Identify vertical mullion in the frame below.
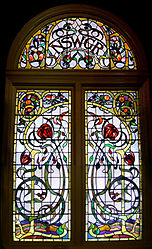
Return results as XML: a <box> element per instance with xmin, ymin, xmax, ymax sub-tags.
<box><xmin>72</xmin><ymin>82</ymin><xmax>84</xmax><ymax>245</ymax></box>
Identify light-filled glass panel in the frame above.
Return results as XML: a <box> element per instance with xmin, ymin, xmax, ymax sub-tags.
<box><xmin>18</xmin><ymin>18</ymin><xmax>136</xmax><ymax>70</ymax></box>
<box><xmin>13</xmin><ymin>90</ymin><xmax>71</xmax><ymax>241</ymax></box>
<box><xmin>85</xmin><ymin>90</ymin><xmax>142</xmax><ymax>241</ymax></box>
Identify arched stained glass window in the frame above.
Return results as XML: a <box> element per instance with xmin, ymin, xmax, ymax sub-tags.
<box><xmin>3</xmin><ymin>4</ymin><xmax>151</xmax><ymax>249</ymax></box>
<box><xmin>18</xmin><ymin>18</ymin><xmax>136</xmax><ymax>70</ymax></box>
<box><xmin>14</xmin><ymin>14</ymin><xmax>140</xmax><ymax>244</ymax></box>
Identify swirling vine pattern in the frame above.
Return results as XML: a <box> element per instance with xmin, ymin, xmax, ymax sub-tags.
<box><xmin>13</xmin><ymin>90</ymin><xmax>71</xmax><ymax>241</ymax></box>
<box><xmin>18</xmin><ymin>18</ymin><xmax>136</xmax><ymax>70</ymax></box>
<box><xmin>85</xmin><ymin>91</ymin><xmax>142</xmax><ymax>240</ymax></box>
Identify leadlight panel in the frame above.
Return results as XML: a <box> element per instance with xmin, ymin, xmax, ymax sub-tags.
<box><xmin>13</xmin><ymin>90</ymin><xmax>71</xmax><ymax>241</ymax></box>
<box><xmin>18</xmin><ymin>18</ymin><xmax>136</xmax><ymax>70</ymax></box>
<box><xmin>85</xmin><ymin>90</ymin><xmax>142</xmax><ymax>241</ymax></box>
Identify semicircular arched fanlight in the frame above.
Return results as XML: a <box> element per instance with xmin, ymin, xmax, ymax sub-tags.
<box><xmin>18</xmin><ymin>18</ymin><xmax>136</xmax><ymax>70</ymax></box>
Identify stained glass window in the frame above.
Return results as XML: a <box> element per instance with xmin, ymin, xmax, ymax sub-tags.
<box><xmin>13</xmin><ymin>90</ymin><xmax>71</xmax><ymax>241</ymax></box>
<box><xmin>18</xmin><ymin>18</ymin><xmax>136</xmax><ymax>70</ymax></box>
<box><xmin>85</xmin><ymin>90</ymin><xmax>142</xmax><ymax>241</ymax></box>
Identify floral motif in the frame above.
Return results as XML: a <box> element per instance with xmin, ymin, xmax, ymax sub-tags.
<box><xmin>20</xmin><ymin>93</ymin><xmax>40</xmax><ymax>120</ymax></box>
<box><xmin>124</xmin><ymin>151</ymin><xmax>135</xmax><ymax>165</ymax></box>
<box><xmin>28</xmin><ymin>34</ymin><xmax>46</xmax><ymax>67</ymax></box>
<box><xmin>104</xmin><ymin>124</ymin><xmax>119</xmax><ymax>140</ymax></box>
<box><xmin>19</xmin><ymin>18</ymin><xmax>136</xmax><ymax>70</ymax></box>
<box><xmin>37</xmin><ymin>124</ymin><xmax>53</xmax><ymax>140</ymax></box>
<box><xmin>20</xmin><ymin>151</ymin><xmax>32</xmax><ymax>165</ymax></box>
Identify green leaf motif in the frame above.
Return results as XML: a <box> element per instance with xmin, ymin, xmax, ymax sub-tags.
<box><xmin>89</xmin><ymin>223</ymin><xmax>95</xmax><ymax>230</ymax></box>
<box><xmin>56</xmin><ymin>224</ymin><xmax>66</xmax><ymax>235</ymax></box>
<box><xmin>34</xmin><ymin>198</ymin><xmax>41</xmax><ymax>203</ymax></box>
<box><xmin>89</xmin><ymin>141</ymin><xmax>94</xmax><ymax>148</ymax></box>
<box><xmin>29</xmin><ymin>216</ymin><xmax>37</xmax><ymax>222</ymax></box>
<box><xmin>104</xmin><ymin>144</ymin><xmax>115</xmax><ymax>149</ymax></box>
<box><xmin>130</xmin><ymin>122</ymin><xmax>136</xmax><ymax>126</ymax></box>
<box><xmin>95</xmin><ymin>130</ymin><xmax>99</xmax><ymax>138</ymax></box>
<box><xmin>63</xmin><ymin>155</ymin><xmax>67</xmax><ymax>162</ymax></box>
<box><xmin>58</xmin><ymin>130</ymin><xmax>61</xmax><ymax>138</ymax></box>
<box><xmin>62</xmin><ymin>141</ymin><xmax>68</xmax><ymax>148</ymax></box>
<box><xmin>89</xmin><ymin>155</ymin><xmax>93</xmax><ymax>163</ymax></box>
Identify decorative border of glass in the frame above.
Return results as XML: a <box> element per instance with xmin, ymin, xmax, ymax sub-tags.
<box><xmin>13</xmin><ymin>90</ymin><xmax>71</xmax><ymax>241</ymax></box>
<box><xmin>85</xmin><ymin>90</ymin><xmax>142</xmax><ymax>241</ymax></box>
<box><xmin>18</xmin><ymin>18</ymin><xmax>136</xmax><ymax>70</ymax></box>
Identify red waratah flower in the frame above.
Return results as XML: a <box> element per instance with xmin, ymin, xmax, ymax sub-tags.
<box><xmin>20</xmin><ymin>151</ymin><xmax>32</xmax><ymax>165</ymax></box>
<box><xmin>124</xmin><ymin>151</ymin><xmax>135</xmax><ymax>165</ymax></box>
<box><xmin>104</xmin><ymin>124</ymin><xmax>119</xmax><ymax>140</ymax></box>
<box><xmin>37</xmin><ymin>123</ymin><xmax>53</xmax><ymax>140</ymax></box>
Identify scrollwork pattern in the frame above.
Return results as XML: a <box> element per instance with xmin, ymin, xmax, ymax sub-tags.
<box><xmin>85</xmin><ymin>90</ymin><xmax>141</xmax><ymax>240</ymax></box>
<box><xmin>13</xmin><ymin>90</ymin><xmax>71</xmax><ymax>241</ymax></box>
<box><xmin>18</xmin><ymin>18</ymin><xmax>136</xmax><ymax>70</ymax></box>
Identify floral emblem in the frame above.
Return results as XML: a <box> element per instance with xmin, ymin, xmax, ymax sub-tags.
<box><xmin>20</xmin><ymin>151</ymin><xmax>32</xmax><ymax>165</ymax></box>
<box><xmin>37</xmin><ymin>124</ymin><xmax>53</xmax><ymax>140</ymax></box>
<box><xmin>104</xmin><ymin>124</ymin><xmax>119</xmax><ymax>140</ymax></box>
<box><xmin>124</xmin><ymin>151</ymin><xmax>135</xmax><ymax>165</ymax></box>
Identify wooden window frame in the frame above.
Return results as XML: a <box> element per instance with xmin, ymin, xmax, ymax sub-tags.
<box><xmin>1</xmin><ymin>4</ymin><xmax>152</xmax><ymax>249</ymax></box>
